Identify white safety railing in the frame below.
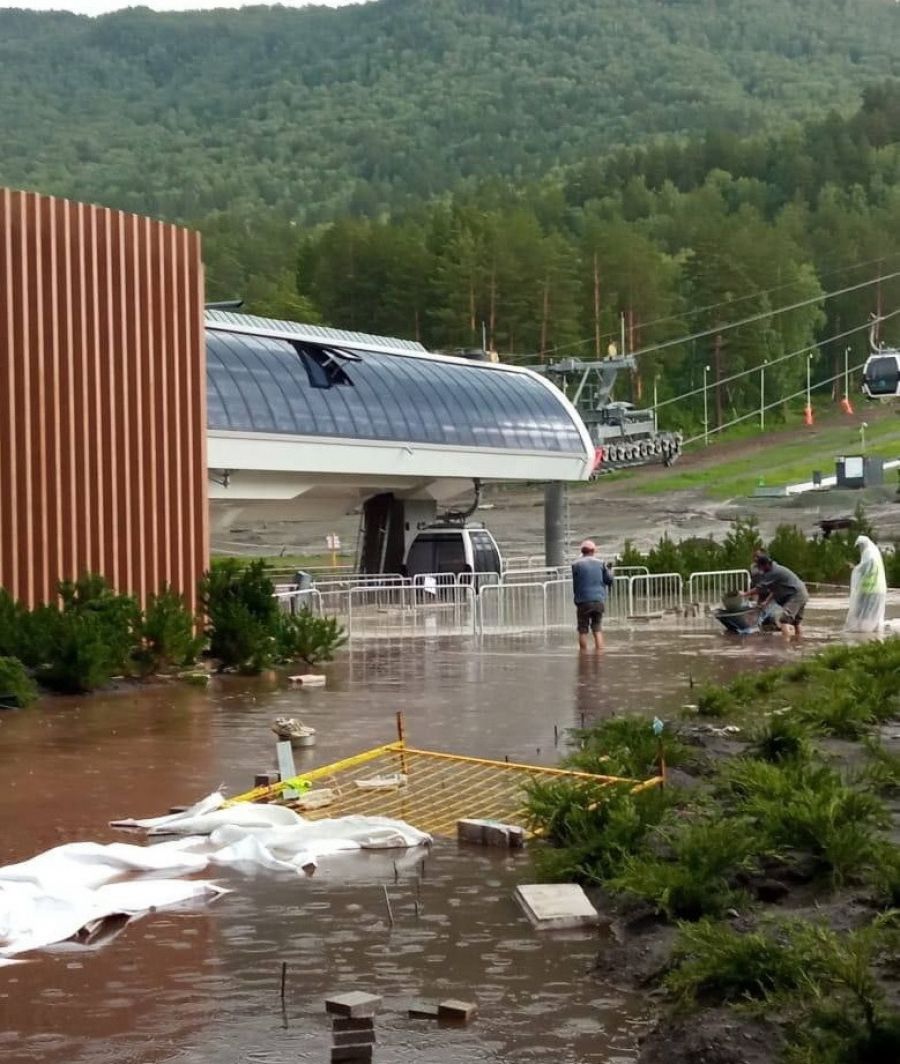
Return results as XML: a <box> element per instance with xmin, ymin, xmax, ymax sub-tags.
<box><xmin>477</xmin><ymin>582</ymin><xmax>547</xmax><ymax>635</ymax></box>
<box><xmin>611</xmin><ymin>565</ymin><xmax>650</xmax><ymax>577</ymax></box>
<box><xmin>502</xmin><ymin>566</ymin><xmax>567</xmax><ymax>585</ymax></box>
<box><xmin>629</xmin><ymin>572</ymin><xmax>684</xmax><ymax>615</ymax></box>
<box><xmin>273</xmin><ymin>588</ymin><xmax>323</xmax><ymax>616</ymax></box>
<box><xmin>504</xmin><ymin>555</ymin><xmax>545</xmax><ymax>570</ymax></box>
<box><xmin>275</xmin><ymin>567</ymin><xmax>752</xmax><ymax>640</ymax></box>
<box><xmin>606</xmin><ymin>575</ymin><xmax>633</xmax><ymax>620</ymax></box>
<box><xmin>348</xmin><ymin>583</ymin><xmax>475</xmax><ymax>639</ymax></box>
<box><xmin>688</xmin><ymin>569</ymin><xmax>751</xmax><ymax>606</ymax></box>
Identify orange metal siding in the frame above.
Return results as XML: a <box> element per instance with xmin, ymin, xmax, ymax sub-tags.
<box><xmin>0</xmin><ymin>188</ymin><xmax>207</xmax><ymax>610</ymax></box>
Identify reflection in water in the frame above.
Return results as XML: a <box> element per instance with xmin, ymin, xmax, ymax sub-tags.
<box><xmin>0</xmin><ymin>608</ymin><xmax>858</xmax><ymax>1063</ymax></box>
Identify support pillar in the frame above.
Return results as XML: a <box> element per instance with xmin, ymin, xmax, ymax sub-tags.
<box><xmin>544</xmin><ymin>482</ymin><xmax>566</xmax><ymax>568</ymax></box>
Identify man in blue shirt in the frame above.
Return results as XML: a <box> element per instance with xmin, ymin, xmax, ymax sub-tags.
<box><xmin>572</xmin><ymin>539</ymin><xmax>614</xmax><ymax>651</ymax></box>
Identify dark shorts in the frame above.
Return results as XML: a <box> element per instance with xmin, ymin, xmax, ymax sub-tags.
<box><xmin>779</xmin><ymin>593</ymin><xmax>808</xmax><ymax>625</ymax></box>
<box><xmin>576</xmin><ymin>601</ymin><xmax>605</xmax><ymax>633</ymax></box>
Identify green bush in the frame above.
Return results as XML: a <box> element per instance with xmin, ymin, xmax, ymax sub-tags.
<box><xmin>200</xmin><ymin>559</ymin><xmax>280</xmax><ymax>673</ymax></box>
<box><xmin>696</xmin><ymin>685</ymin><xmax>737</xmax><ymax>718</ymax></box>
<box><xmin>58</xmin><ymin>573</ymin><xmax>141</xmax><ymax>674</ymax></box>
<box><xmin>721</xmin><ymin>759</ymin><xmax>889</xmax><ymax>885</ymax></box>
<box><xmin>276</xmin><ymin>608</ymin><xmax>346</xmax><ymax>667</ymax></box>
<box><xmin>855</xmin><ymin>739</ymin><xmax>900</xmax><ymax>797</ymax></box>
<box><xmin>0</xmin><ymin>656</ymin><xmax>38</xmax><ymax>708</ymax></box>
<box><xmin>665</xmin><ymin>918</ymin><xmax>810</xmax><ymax>1005</ymax></box>
<box><xmin>36</xmin><ymin>610</ymin><xmax>118</xmax><ymax>694</ymax></box>
<box><xmin>566</xmin><ymin>715</ymin><xmax>688</xmax><ymax>778</ymax></box>
<box><xmin>132</xmin><ymin>586</ymin><xmax>203</xmax><ymax>677</ymax></box>
<box><xmin>611</xmin><ymin>814</ymin><xmax>760</xmax><ymax>920</ymax></box>
<box><xmin>526</xmin><ymin>780</ymin><xmax>674</xmax><ymax>885</ymax></box>
<box><xmin>747</xmin><ymin>713</ymin><xmax>813</xmax><ymax>764</ymax></box>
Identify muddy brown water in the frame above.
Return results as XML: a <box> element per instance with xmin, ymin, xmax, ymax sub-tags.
<box><xmin>0</xmin><ymin>602</ymin><xmax>893</xmax><ymax>1063</ymax></box>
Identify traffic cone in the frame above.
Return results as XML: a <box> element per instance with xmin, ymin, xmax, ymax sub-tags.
<box><xmin>804</xmin><ymin>405</ymin><xmax>814</xmax><ymax>426</ymax></box>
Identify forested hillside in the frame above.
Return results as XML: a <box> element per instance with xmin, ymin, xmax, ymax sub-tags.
<box><xmin>1</xmin><ymin>0</ymin><xmax>898</xmax><ymax>221</ymax></box>
<box><xmin>271</xmin><ymin>86</ymin><xmax>899</xmax><ymax>435</ymax></box>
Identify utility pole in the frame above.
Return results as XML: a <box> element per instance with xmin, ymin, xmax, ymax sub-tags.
<box><xmin>703</xmin><ymin>364</ymin><xmax>711</xmax><ymax>446</ymax></box>
<box><xmin>713</xmin><ymin>332</ymin><xmax>723</xmax><ymax>429</ymax></box>
<box><xmin>539</xmin><ymin>279</ymin><xmax>550</xmax><ymax>362</ymax></box>
<box><xmin>593</xmin><ymin>253</ymin><xmax>601</xmax><ymax>359</ymax></box>
<box><xmin>759</xmin><ymin>361</ymin><xmax>766</xmax><ymax>430</ymax></box>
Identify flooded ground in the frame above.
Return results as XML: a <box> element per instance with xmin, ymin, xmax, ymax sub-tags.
<box><xmin>1</xmin><ymin>599</ymin><xmax>896</xmax><ymax>1064</ymax></box>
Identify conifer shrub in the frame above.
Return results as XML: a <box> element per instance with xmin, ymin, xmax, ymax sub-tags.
<box><xmin>610</xmin><ymin>814</ymin><xmax>760</xmax><ymax>920</ymax></box>
<box><xmin>36</xmin><ymin>610</ymin><xmax>118</xmax><ymax>694</ymax></box>
<box><xmin>566</xmin><ymin>715</ymin><xmax>689</xmax><ymax>778</ymax></box>
<box><xmin>132</xmin><ymin>586</ymin><xmax>203</xmax><ymax>677</ymax></box>
<box><xmin>276</xmin><ymin>608</ymin><xmax>346</xmax><ymax>667</ymax></box>
<box><xmin>0</xmin><ymin>656</ymin><xmax>38</xmax><ymax>708</ymax></box>
<box><xmin>665</xmin><ymin>918</ymin><xmax>810</xmax><ymax>1006</ymax></box>
<box><xmin>525</xmin><ymin>780</ymin><xmax>675</xmax><ymax>885</ymax></box>
<box><xmin>747</xmin><ymin>714</ymin><xmax>814</xmax><ymax>764</ymax></box>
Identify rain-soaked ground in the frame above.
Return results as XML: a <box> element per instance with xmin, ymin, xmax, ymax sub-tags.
<box><xmin>1</xmin><ymin>598</ymin><xmax>897</xmax><ymax>1064</ymax></box>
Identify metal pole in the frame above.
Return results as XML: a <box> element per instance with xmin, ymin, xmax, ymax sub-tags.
<box><xmin>703</xmin><ymin>364</ymin><xmax>710</xmax><ymax>446</ymax></box>
<box><xmin>844</xmin><ymin>346</ymin><xmax>850</xmax><ymax>402</ymax></box>
<box><xmin>760</xmin><ymin>363</ymin><xmax>765</xmax><ymax>430</ymax></box>
<box><xmin>806</xmin><ymin>354</ymin><xmax>811</xmax><ymax>412</ymax></box>
<box><xmin>544</xmin><ymin>482</ymin><xmax>566</xmax><ymax>569</ymax></box>
<box><xmin>620</xmin><ymin>313</ymin><xmax>626</xmax><ymax>356</ymax></box>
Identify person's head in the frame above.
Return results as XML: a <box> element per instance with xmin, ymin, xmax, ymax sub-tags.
<box><xmin>755</xmin><ymin>552</ymin><xmax>773</xmax><ymax>572</ymax></box>
<box><xmin>752</xmin><ymin>547</ymin><xmax>765</xmax><ymax>564</ymax></box>
<box><xmin>580</xmin><ymin>539</ymin><xmax>596</xmax><ymax>556</ymax></box>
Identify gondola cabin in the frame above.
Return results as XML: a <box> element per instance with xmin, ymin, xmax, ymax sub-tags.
<box><xmin>862</xmin><ymin>349</ymin><xmax>900</xmax><ymax>399</ymax></box>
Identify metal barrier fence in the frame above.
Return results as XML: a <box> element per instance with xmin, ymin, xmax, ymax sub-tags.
<box><xmin>477</xmin><ymin>582</ymin><xmax>547</xmax><ymax>634</ymax></box>
<box><xmin>629</xmin><ymin>572</ymin><xmax>684</xmax><ymax>615</ymax></box>
<box><xmin>347</xmin><ymin>583</ymin><xmax>476</xmax><ymax>639</ymax></box>
<box><xmin>273</xmin><ymin>589</ymin><xmax>323</xmax><ymax>616</ymax></box>
<box><xmin>276</xmin><ymin>567</ymin><xmax>752</xmax><ymax>640</ymax></box>
<box><xmin>502</xmin><ymin>566</ymin><xmax>567</xmax><ymax>585</ymax></box>
<box><xmin>688</xmin><ymin>569</ymin><xmax>751</xmax><ymax>606</ymax></box>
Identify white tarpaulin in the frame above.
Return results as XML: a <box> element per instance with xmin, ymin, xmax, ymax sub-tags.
<box><xmin>1</xmin><ymin>793</ymin><xmax>430</xmax><ymax>960</ymax></box>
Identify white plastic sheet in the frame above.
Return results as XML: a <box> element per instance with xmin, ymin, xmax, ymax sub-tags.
<box><xmin>1</xmin><ymin>793</ymin><xmax>430</xmax><ymax>959</ymax></box>
<box><xmin>845</xmin><ymin>535</ymin><xmax>887</xmax><ymax>633</ymax></box>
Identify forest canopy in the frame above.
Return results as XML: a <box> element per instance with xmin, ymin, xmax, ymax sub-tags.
<box><xmin>1</xmin><ymin>0</ymin><xmax>898</xmax><ymax>221</ymax></box>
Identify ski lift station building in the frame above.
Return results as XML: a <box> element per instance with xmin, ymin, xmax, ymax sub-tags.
<box><xmin>0</xmin><ymin>189</ymin><xmax>593</xmax><ymax>609</ymax></box>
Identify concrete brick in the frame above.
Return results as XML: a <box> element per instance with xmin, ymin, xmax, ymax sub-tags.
<box><xmin>407</xmin><ymin>1001</ymin><xmax>440</xmax><ymax>1019</ymax></box>
<box><xmin>515</xmin><ymin>883</ymin><xmax>599</xmax><ymax>930</ymax></box>
<box><xmin>457</xmin><ymin>819</ymin><xmax>526</xmax><ymax>848</ymax></box>
<box><xmin>254</xmin><ymin>771</ymin><xmax>280</xmax><ymax>788</ymax></box>
<box><xmin>437</xmin><ymin>999</ymin><xmax>478</xmax><ymax>1022</ymax></box>
<box><xmin>333</xmin><ymin>1030</ymin><xmax>376</xmax><ymax>1047</ymax></box>
<box><xmin>325</xmin><ymin>991</ymin><xmax>381</xmax><ymax>1017</ymax></box>
<box><xmin>331</xmin><ymin>1046</ymin><xmax>372</xmax><ymax>1063</ymax></box>
<box><xmin>332</xmin><ymin>1017</ymin><xmax>375</xmax><ymax>1032</ymax></box>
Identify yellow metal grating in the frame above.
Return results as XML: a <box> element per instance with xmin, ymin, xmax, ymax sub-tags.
<box><xmin>228</xmin><ymin>741</ymin><xmax>662</xmax><ymax>837</ymax></box>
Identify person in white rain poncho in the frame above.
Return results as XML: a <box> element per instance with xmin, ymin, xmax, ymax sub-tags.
<box><xmin>845</xmin><ymin>535</ymin><xmax>887</xmax><ymax>633</ymax></box>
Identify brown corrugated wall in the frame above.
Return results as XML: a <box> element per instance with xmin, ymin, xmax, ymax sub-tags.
<box><xmin>0</xmin><ymin>188</ymin><xmax>208</xmax><ymax>610</ymax></box>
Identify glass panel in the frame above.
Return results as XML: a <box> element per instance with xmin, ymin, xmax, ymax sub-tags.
<box><xmin>434</xmin><ymin>535</ymin><xmax>467</xmax><ymax>573</ymax></box>
<box><xmin>206</xmin><ymin>330</ymin><xmax>586</xmax><ymax>453</ymax></box>
<box><xmin>405</xmin><ymin>536</ymin><xmax>436</xmax><ymax>576</ymax></box>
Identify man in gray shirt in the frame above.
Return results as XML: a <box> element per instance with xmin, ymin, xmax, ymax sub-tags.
<box><xmin>749</xmin><ymin>553</ymin><xmax>809</xmax><ymax>638</ymax></box>
<box><xmin>572</xmin><ymin>539</ymin><xmax>614</xmax><ymax>651</ymax></box>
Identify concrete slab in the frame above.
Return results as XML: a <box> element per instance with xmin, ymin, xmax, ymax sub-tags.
<box><xmin>325</xmin><ymin>991</ymin><xmax>382</xmax><ymax>1017</ymax></box>
<box><xmin>515</xmin><ymin>883</ymin><xmax>599</xmax><ymax>930</ymax></box>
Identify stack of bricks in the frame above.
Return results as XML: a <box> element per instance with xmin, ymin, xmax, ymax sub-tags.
<box><xmin>325</xmin><ymin>992</ymin><xmax>381</xmax><ymax>1063</ymax></box>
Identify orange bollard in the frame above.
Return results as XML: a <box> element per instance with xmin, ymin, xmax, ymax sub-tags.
<box><xmin>840</xmin><ymin>397</ymin><xmax>854</xmax><ymax>415</ymax></box>
<box><xmin>804</xmin><ymin>405</ymin><xmax>814</xmax><ymax>426</ymax></box>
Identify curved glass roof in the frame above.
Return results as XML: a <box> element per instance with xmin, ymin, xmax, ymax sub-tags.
<box><xmin>206</xmin><ymin>328</ymin><xmax>586</xmax><ymax>454</ymax></box>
